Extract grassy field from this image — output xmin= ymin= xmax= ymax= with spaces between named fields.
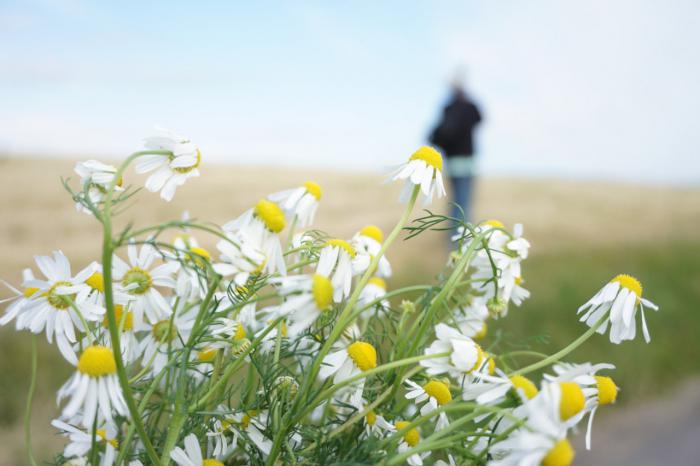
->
xmin=0 ymin=157 xmax=699 ymax=464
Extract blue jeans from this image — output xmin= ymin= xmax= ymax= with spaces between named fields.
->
xmin=450 ymin=175 xmax=473 ymax=223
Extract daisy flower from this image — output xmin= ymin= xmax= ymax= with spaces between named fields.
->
xmin=462 ymin=371 xmax=539 ymax=407
xmin=275 ymin=273 xmax=334 ymax=336
xmin=90 ymin=304 xmax=141 ymax=364
xmin=0 ymin=268 xmax=37 ymax=329
xmin=170 ymin=433 xmax=224 ymax=466
xmin=391 ymin=146 xmax=446 ymax=204
xmin=51 ymin=419 xmax=119 ymax=466
xmin=394 ymin=421 xmax=429 ymax=466
xmin=57 ymin=345 xmax=128 ymax=428
xmin=405 ymin=379 xmax=452 ymax=430
xmin=223 ymin=199 xmax=287 ymax=275
xmin=577 ymin=274 xmax=659 ymax=343
xmin=14 ymin=251 xmax=104 ymax=364
xmin=112 ymin=242 xmax=179 ymax=325
xmin=316 ymin=239 xmax=369 ymax=302
xmin=213 ymin=230 xmax=267 ymax=286
xmin=453 ymin=298 xmax=489 ymax=339
xmin=363 ymin=409 xmax=395 ymax=437
xmin=172 ymin=234 xmax=211 ymax=302
xmin=74 ymin=160 xmax=124 ymax=213
xmin=420 ymin=324 xmax=485 ymax=378
xmin=357 ymin=277 xmax=389 ymax=314
xmin=544 ymin=362 xmax=618 ymax=449
xmin=136 ymin=128 xmax=201 ymax=201
xmin=319 ymin=341 xmax=378 ymax=407
xmin=267 ymin=181 xmax=322 ymax=228
xmin=352 ymin=225 xmax=392 ymax=278
xmin=138 ymin=303 xmax=196 ymax=376
xmin=231 ymin=410 xmax=273 ymax=456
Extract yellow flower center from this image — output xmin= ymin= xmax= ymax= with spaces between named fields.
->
xmin=347 ymin=341 xmax=377 ymax=371
xmin=122 ymin=267 xmax=152 ymax=295
xmin=304 ymin=181 xmax=322 ymax=200
xmin=197 ymin=346 xmax=218 ymax=362
xmin=510 ymin=375 xmax=538 ymax=399
xmin=202 ymin=460 xmax=224 ymax=466
xmin=152 ymin=320 xmax=177 ymax=343
xmin=241 ymin=410 xmax=257 ymax=429
xmin=368 ymin=277 xmax=386 ymax=290
xmin=514 ymin=276 xmax=524 ymax=286
xmin=409 ymin=146 xmax=443 ymax=171
xmin=595 ymin=376 xmax=618 ymax=405
xmin=325 ymin=239 xmax=356 ymax=258
xmin=85 ymin=272 xmax=105 ymax=293
xmin=360 ymin=225 xmax=384 ymax=243
xmin=395 ymin=421 xmax=420 ymax=447
xmin=46 ymin=281 xmax=75 ymax=310
xmin=487 ymin=355 xmax=496 ymax=375
xmin=254 ymin=199 xmax=286 ymax=233
xmin=559 ymin=382 xmax=585 ymax=421
xmin=77 ymin=346 xmax=117 ymax=377
xmin=189 ymin=246 xmax=211 ymax=267
xmin=312 ymin=274 xmax=334 ymax=310
xmin=96 ymin=429 xmax=119 ymax=448
xmin=423 ymin=380 xmax=452 ymax=405
xmin=234 ymin=322 xmax=247 ymax=340
xmin=365 ymin=410 xmax=377 ymax=426
xmin=102 ymin=305 xmax=133 ymax=331
xmin=611 ymin=274 xmax=643 ymax=298
xmin=23 ymin=287 xmax=39 ymax=298
xmin=467 ymin=344 xmax=485 ymax=373
xmin=484 ymin=219 xmax=505 ymax=229
xmin=541 ymin=439 xmax=575 ymax=466
xmin=171 ymin=148 xmax=202 ymax=174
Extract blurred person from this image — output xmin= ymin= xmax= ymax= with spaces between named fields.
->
xmin=429 ymin=79 xmax=482 ymax=223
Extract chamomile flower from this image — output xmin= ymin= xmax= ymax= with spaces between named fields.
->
xmin=93 ymin=305 xmax=141 ymax=364
xmin=363 ymin=409 xmax=395 ymax=437
xmin=453 ymin=298 xmax=489 ymax=339
xmin=544 ymin=362 xmax=618 ymax=449
xmin=267 ymin=181 xmax=322 ymax=227
xmin=15 ymin=251 xmax=104 ymax=364
xmin=276 ymin=273 xmax=334 ymax=336
xmin=172 ymin=234 xmax=211 ymax=302
xmin=223 ymin=199 xmax=287 ymax=275
xmin=170 ymin=433 xmax=224 ymax=466
xmin=405 ymin=379 xmax=452 ymax=429
xmin=231 ymin=410 xmax=273 ymax=456
xmin=578 ymin=274 xmax=659 ymax=343
xmin=51 ymin=419 xmax=119 ymax=466
xmin=395 ymin=421 xmax=429 ymax=466
xmin=74 ymin=160 xmax=124 ymax=213
xmin=57 ymin=346 xmax=128 ymax=428
xmin=357 ymin=277 xmax=389 ymax=314
xmin=391 ymin=146 xmax=446 ymax=205
xmin=462 ymin=371 xmax=538 ymax=407
xmin=137 ymin=128 xmax=201 ymax=201
xmin=213 ymin=230 xmax=267 ymax=286
xmin=319 ymin=341 xmax=377 ymax=406
xmin=420 ymin=324 xmax=485 ymax=378
xmin=112 ymin=242 xmax=179 ymax=325
xmin=0 ymin=268 xmax=37 ymax=329
xmin=352 ymin=225 xmax=392 ymax=278
xmin=138 ymin=304 xmax=196 ymax=376
xmin=317 ymin=239 xmax=369 ymax=302
xmin=205 ymin=409 xmax=238 ymax=458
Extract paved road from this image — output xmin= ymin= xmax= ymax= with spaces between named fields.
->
xmin=573 ymin=378 xmax=700 ymax=466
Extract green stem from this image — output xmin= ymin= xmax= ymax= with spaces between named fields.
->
xmin=509 ymin=314 xmax=609 ymax=376
xmin=24 ymin=335 xmax=38 ymax=466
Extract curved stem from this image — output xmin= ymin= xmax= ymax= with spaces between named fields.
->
xmin=509 ymin=314 xmax=608 ymax=376
xmin=24 ymin=335 xmax=38 ymax=466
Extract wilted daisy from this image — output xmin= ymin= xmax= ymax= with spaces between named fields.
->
xmin=13 ymin=251 xmax=104 ymax=364
xmin=544 ymin=362 xmax=618 ymax=449
xmin=352 ymin=225 xmax=392 ymax=278
xmin=420 ymin=324 xmax=485 ymax=378
xmin=317 ymin=239 xmax=369 ymax=302
xmin=170 ymin=433 xmax=223 ymax=466
xmin=578 ymin=274 xmax=659 ymax=343
xmin=74 ymin=160 xmax=124 ymax=213
xmin=223 ymin=199 xmax=287 ymax=275
xmin=51 ymin=419 xmax=119 ymax=466
xmin=112 ymin=242 xmax=179 ymax=325
xmin=136 ymin=128 xmax=201 ymax=201
xmin=405 ymin=379 xmax=452 ymax=429
xmin=267 ymin=181 xmax=322 ymax=227
xmin=58 ymin=345 xmax=128 ymax=427
xmin=391 ymin=146 xmax=446 ymax=204
xmin=394 ymin=421 xmax=429 ymax=466
xmin=276 ymin=273 xmax=334 ymax=336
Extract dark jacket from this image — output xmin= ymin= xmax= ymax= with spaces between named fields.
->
xmin=429 ymin=93 xmax=482 ymax=157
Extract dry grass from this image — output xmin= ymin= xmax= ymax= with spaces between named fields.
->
xmin=0 ymin=157 xmax=698 ymax=465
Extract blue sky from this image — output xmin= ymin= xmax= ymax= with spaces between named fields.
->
xmin=1 ymin=0 xmax=699 ymax=183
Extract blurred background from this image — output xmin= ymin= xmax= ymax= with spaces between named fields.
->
xmin=1 ymin=1 xmax=699 ymax=464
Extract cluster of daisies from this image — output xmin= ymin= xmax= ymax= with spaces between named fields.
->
xmin=1 ymin=132 xmax=659 ymax=466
